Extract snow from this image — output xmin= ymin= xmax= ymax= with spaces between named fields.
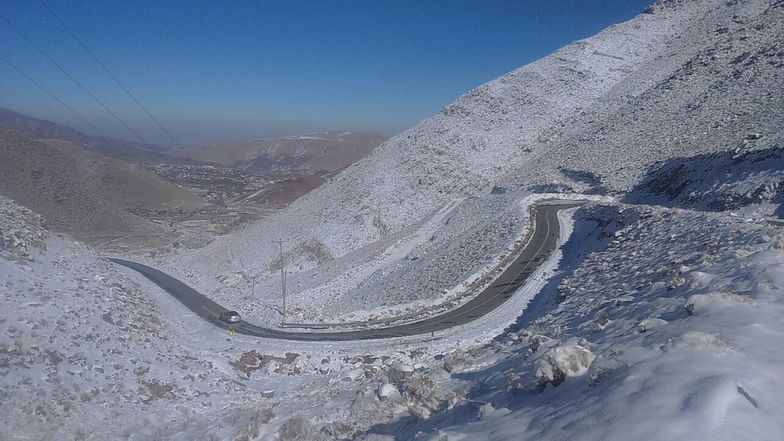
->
xmin=364 ymin=205 xmax=784 ymax=441
xmin=378 ymin=383 xmax=400 ymax=400
xmin=0 ymin=198 xmax=433 ymax=439
xmin=0 ymin=193 xmax=587 ymax=439
xmin=3 ymin=0 xmax=783 ymax=438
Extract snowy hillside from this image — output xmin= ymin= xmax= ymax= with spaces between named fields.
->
xmin=1 ymin=195 xmax=572 ymax=440
xmin=347 ymin=204 xmax=784 ymax=440
xmin=161 ymin=0 xmax=782 ymax=324
xmin=0 ymin=197 xmax=378 ymax=439
xmin=4 ymin=0 xmax=784 ymax=439
xmin=0 ymin=197 xmax=234 ymax=438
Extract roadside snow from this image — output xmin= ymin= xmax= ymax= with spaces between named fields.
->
xmin=361 ymin=204 xmax=784 ymax=441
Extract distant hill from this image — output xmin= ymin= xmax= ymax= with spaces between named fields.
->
xmin=0 ymin=107 xmax=191 ymax=164
xmin=170 ymin=131 xmax=386 ymax=176
xmin=0 ymin=129 xmax=204 ymax=240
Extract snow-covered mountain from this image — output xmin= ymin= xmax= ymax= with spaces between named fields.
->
xmin=168 ymin=0 xmax=782 ymax=314
xmin=3 ymin=0 xmax=784 ymax=439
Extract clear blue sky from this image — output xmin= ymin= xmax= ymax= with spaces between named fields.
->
xmin=0 ymin=0 xmax=652 ymax=146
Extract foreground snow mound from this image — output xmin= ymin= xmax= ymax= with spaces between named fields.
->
xmin=359 ymin=205 xmax=784 ymax=440
xmin=0 ymin=197 xmax=362 ymax=440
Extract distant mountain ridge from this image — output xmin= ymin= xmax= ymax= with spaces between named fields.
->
xmin=0 ymin=107 xmax=191 ymax=164
xmin=170 ymin=131 xmax=386 ymax=176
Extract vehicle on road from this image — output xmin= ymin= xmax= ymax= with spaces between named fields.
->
xmin=219 ymin=310 xmax=242 ymax=323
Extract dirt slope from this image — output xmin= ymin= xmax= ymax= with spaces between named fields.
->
xmin=0 ymin=129 xmax=204 ymax=240
xmin=0 ymin=107 xmax=191 ymax=164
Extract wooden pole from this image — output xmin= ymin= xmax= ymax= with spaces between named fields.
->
xmin=276 ymin=239 xmax=287 ymax=321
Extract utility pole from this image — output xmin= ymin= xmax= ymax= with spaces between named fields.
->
xmin=275 ymin=239 xmax=287 ymax=322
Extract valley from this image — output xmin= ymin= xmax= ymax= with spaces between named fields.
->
xmin=0 ymin=107 xmax=385 ymax=254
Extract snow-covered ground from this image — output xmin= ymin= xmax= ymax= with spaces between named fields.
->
xmin=353 ymin=204 xmax=784 ymax=441
xmin=0 ymin=198 xmax=402 ymax=439
xmin=5 ymin=194 xmax=784 ymax=439
xmin=0 ymin=194 xmax=578 ymax=439
xmin=3 ymin=0 xmax=783 ymax=439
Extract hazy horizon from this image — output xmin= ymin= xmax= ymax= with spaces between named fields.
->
xmin=1 ymin=0 xmax=652 ymax=146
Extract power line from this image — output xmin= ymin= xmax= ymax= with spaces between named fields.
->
xmin=0 ymin=52 xmax=107 ymax=136
xmin=40 ymin=1 xmax=183 ymax=148
xmin=0 ymin=12 xmax=148 ymax=144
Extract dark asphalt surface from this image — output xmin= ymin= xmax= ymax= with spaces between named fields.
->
xmin=109 ymin=201 xmax=581 ymax=341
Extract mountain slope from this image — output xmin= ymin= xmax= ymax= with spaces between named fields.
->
xmin=174 ymin=0 xmax=783 ymax=285
xmin=0 ymin=107 xmax=190 ymax=164
xmin=0 ymin=129 xmax=204 ymax=240
xmin=4 ymin=1 xmax=784 ymax=439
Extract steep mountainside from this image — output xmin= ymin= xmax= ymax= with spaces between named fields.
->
xmin=0 ymin=129 xmax=204 ymax=239
xmin=0 ymin=107 xmax=190 ymax=164
xmin=176 ymin=0 xmax=783 ymax=283
xmin=171 ymin=131 xmax=386 ymax=175
xmin=0 ymin=197 xmax=293 ymax=439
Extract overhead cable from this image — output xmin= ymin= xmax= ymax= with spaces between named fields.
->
xmin=0 ymin=12 xmax=149 ymax=144
xmin=41 ymin=0 xmax=182 ymax=147
xmin=0 ymin=52 xmax=107 ymax=136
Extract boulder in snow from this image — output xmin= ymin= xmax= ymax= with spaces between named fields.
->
xmin=342 ymin=367 xmax=365 ymax=381
xmin=587 ymin=355 xmax=628 ymax=386
xmin=534 ymin=342 xmax=596 ymax=388
xmin=386 ymin=362 xmax=415 ymax=382
xmin=685 ymin=292 xmax=754 ymax=315
xmin=638 ymin=317 xmax=668 ymax=333
xmin=442 ymin=350 xmax=471 ymax=373
xmin=377 ymin=383 xmax=401 ymax=401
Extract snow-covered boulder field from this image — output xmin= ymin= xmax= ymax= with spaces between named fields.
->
xmin=345 ymin=204 xmax=784 ymax=440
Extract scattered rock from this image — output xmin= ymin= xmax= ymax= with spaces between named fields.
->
xmin=534 ymin=342 xmax=596 ymax=388
xmin=377 ymin=383 xmax=401 ymax=401
xmin=638 ymin=317 xmax=668 ymax=332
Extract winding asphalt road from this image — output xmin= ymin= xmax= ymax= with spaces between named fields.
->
xmin=109 ymin=201 xmax=581 ymax=341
